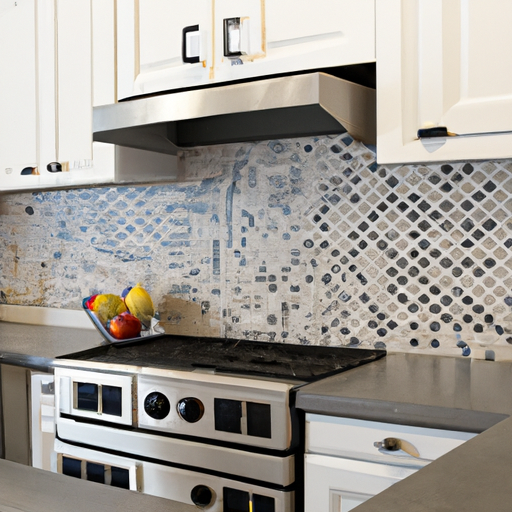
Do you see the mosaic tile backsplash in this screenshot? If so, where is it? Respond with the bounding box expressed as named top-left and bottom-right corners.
top-left (2, 134), bottom-right (512, 360)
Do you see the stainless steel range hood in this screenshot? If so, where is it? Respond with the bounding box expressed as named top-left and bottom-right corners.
top-left (93, 72), bottom-right (376, 155)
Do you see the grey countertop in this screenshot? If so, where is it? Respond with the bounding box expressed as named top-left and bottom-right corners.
top-left (0, 321), bottom-right (104, 371)
top-left (296, 352), bottom-right (512, 511)
top-left (0, 458), bottom-right (196, 512)
top-left (296, 352), bottom-right (512, 432)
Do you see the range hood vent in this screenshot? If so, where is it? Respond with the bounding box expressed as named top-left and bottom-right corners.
top-left (93, 72), bottom-right (376, 155)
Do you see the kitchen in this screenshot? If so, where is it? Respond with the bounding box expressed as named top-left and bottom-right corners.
top-left (1, 0), bottom-right (512, 511)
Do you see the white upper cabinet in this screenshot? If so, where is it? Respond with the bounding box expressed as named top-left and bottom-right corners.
top-left (117, 0), bottom-right (375, 100)
top-left (117, 0), bottom-right (213, 100)
top-left (212, 0), bottom-right (375, 85)
top-left (0, 0), bottom-right (178, 192)
top-left (0, 0), bottom-right (116, 191)
top-left (0, 1), bottom-right (43, 182)
top-left (377, 0), bottom-right (512, 164)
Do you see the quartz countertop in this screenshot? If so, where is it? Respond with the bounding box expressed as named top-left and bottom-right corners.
top-left (0, 321), bottom-right (104, 371)
top-left (0, 458), bottom-right (196, 512)
top-left (296, 352), bottom-right (512, 511)
top-left (296, 352), bottom-right (512, 432)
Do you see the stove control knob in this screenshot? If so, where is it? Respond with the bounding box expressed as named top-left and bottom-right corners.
top-left (191, 485), bottom-right (214, 507)
top-left (144, 392), bottom-right (171, 420)
top-left (177, 397), bottom-right (204, 423)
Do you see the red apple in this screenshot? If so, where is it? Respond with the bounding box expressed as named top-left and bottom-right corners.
top-left (108, 311), bottom-right (142, 340)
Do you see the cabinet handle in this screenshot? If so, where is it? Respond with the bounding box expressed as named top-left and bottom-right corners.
top-left (182, 25), bottom-right (200, 64)
top-left (374, 437), bottom-right (420, 458)
top-left (417, 126), bottom-right (455, 139)
top-left (21, 166), bottom-right (39, 175)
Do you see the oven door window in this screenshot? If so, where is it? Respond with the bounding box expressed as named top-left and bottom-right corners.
top-left (61, 455), bottom-right (132, 490)
top-left (102, 385), bottom-right (123, 416)
top-left (76, 383), bottom-right (99, 412)
top-left (214, 399), bottom-right (271, 439)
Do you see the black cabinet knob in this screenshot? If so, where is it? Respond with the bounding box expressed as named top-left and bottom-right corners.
top-left (191, 485), bottom-right (213, 508)
top-left (144, 392), bottom-right (171, 420)
top-left (177, 397), bottom-right (204, 423)
top-left (47, 162), bottom-right (62, 173)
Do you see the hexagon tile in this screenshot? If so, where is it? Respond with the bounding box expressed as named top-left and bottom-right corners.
top-left (2, 134), bottom-right (512, 360)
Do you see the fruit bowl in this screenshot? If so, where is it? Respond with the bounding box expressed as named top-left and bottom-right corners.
top-left (82, 296), bottom-right (165, 345)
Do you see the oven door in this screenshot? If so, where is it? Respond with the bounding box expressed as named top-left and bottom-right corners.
top-left (55, 368), bottom-right (134, 426)
top-left (55, 439), bottom-right (141, 491)
top-left (55, 439), bottom-right (295, 512)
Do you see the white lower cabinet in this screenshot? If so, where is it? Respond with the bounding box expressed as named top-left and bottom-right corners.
top-left (305, 454), bottom-right (416, 512)
top-left (304, 414), bottom-right (476, 512)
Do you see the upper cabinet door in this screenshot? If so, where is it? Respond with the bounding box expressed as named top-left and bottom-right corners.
top-left (117, 0), bottom-right (213, 100)
top-left (0, 0), bottom-right (117, 191)
top-left (214, 0), bottom-right (375, 83)
top-left (0, 0), bottom-right (47, 178)
top-left (117, 0), bottom-right (375, 100)
top-left (377, 0), bottom-right (512, 164)
top-left (56, 0), bottom-right (93, 167)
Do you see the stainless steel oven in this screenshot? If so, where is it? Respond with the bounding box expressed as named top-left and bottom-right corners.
top-left (53, 336), bottom-right (385, 512)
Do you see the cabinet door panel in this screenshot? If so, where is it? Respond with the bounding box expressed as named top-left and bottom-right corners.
top-left (414, 0), bottom-right (512, 135)
top-left (118, 0), bottom-right (212, 100)
top-left (0, 0), bottom-right (38, 173)
top-left (442, 1), bottom-right (512, 133)
top-left (265, 0), bottom-right (374, 64)
top-left (92, 0), bottom-right (115, 107)
top-left (377, 0), bottom-right (512, 163)
top-left (57, 0), bottom-right (93, 167)
top-left (37, 0), bottom-right (57, 170)
top-left (305, 454), bottom-right (416, 512)
top-left (214, 0), bottom-right (375, 83)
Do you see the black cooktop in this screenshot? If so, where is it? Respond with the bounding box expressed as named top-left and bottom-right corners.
top-left (60, 335), bottom-right (386, 382)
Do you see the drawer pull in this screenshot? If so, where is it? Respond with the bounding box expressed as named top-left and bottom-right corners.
top-left (374, 437), bottom-right (420, 458)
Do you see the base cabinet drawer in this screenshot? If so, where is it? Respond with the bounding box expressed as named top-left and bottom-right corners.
top-left (306, 414), bottom-right (475, 466)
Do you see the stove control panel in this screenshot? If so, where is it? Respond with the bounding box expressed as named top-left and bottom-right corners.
top-left (137, 373), bottom-right (296, 451)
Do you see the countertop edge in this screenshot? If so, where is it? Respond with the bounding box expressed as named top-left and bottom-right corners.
top-left (0, 352), bottom-right (57, 373)
top-left (296, 393), bottom-right (509, 433)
